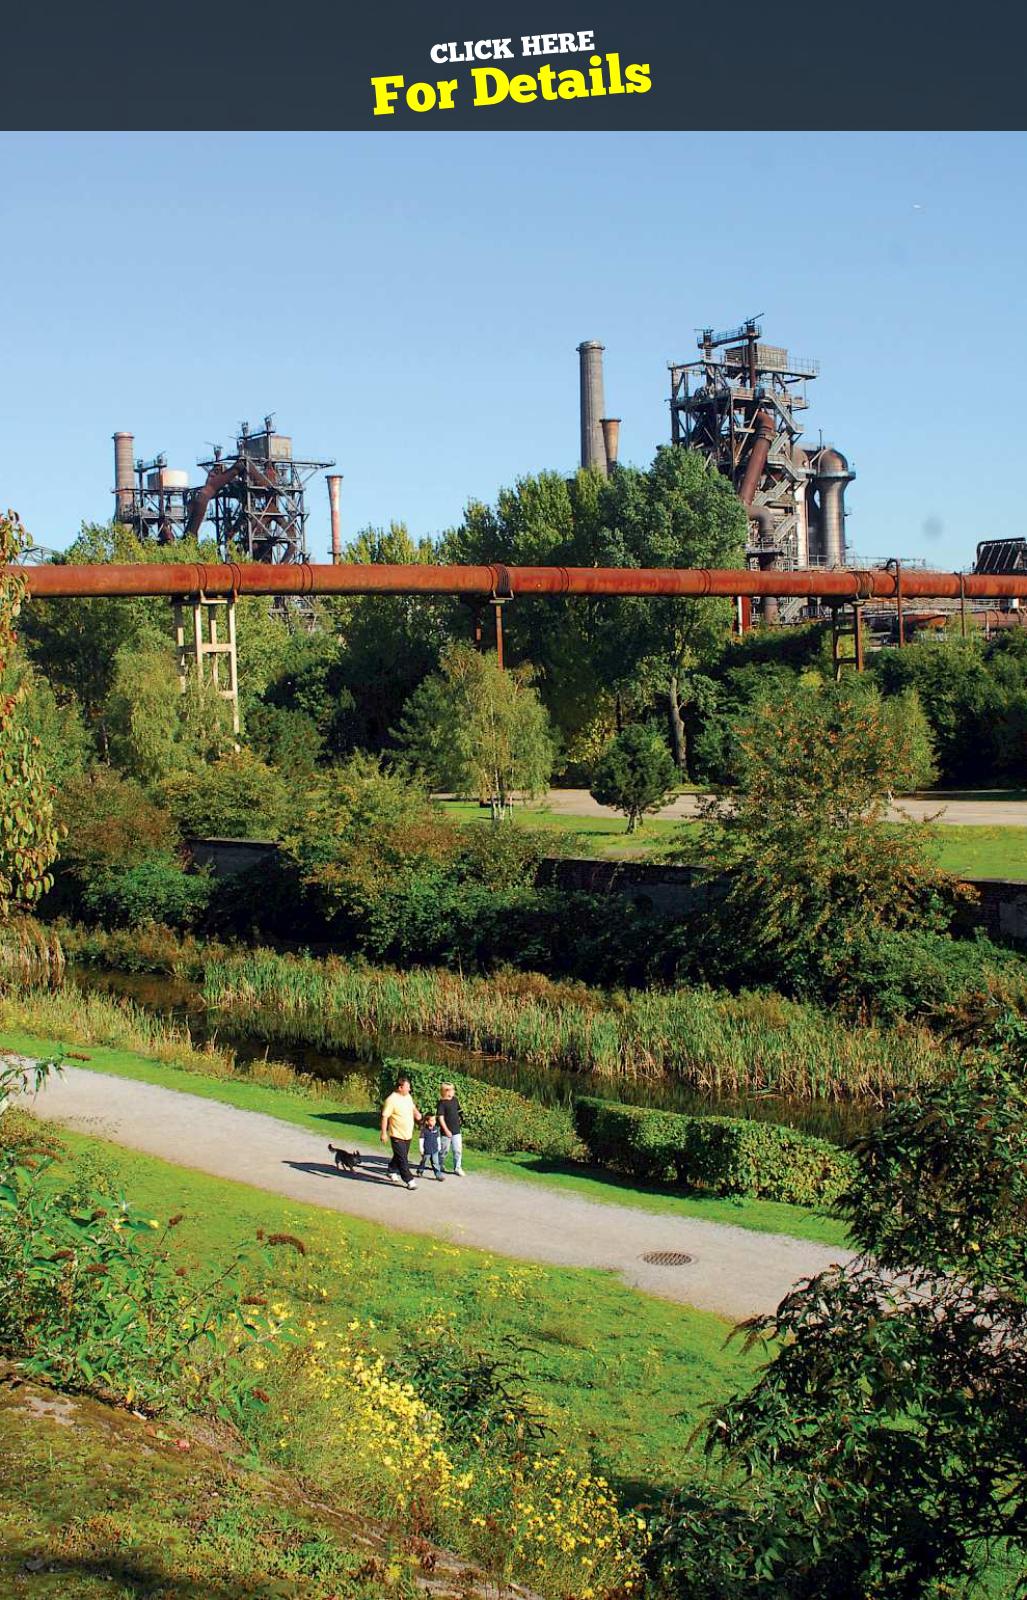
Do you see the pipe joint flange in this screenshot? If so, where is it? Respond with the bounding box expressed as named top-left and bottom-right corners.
top-left (489, 563), bottom-right (513, 601)
top-left (852, 570), bottom-right (876, 602)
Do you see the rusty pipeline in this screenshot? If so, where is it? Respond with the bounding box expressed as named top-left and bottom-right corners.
top-left (13, 562), bottom-right (1027, 602)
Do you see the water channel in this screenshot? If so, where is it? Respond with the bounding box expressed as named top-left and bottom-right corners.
top-left (68, 964), bottom-right (877, 1146)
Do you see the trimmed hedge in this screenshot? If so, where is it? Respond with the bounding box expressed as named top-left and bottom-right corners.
top-left (378, 1059), bottom-right (583, 1161)
top-left (574, 1096), bottom-right (855, 1206)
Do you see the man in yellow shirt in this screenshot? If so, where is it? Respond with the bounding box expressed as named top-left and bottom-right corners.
top-left (380, 1073), bottom-right (422, 1190)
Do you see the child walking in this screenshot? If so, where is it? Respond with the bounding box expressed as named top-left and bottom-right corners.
top-left (417, 1113), bottom-right (445, 1181)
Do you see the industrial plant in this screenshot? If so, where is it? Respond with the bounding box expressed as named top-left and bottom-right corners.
top-left (113, 418), bottom-right (339, 564)
top-left (578, 317), bottom-right (855, 580)
top-left (100, 318), bottom-right (1022, 661)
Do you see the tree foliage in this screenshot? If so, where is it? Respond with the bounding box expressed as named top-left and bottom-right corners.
top-left (397, 643), bottom-right (555, 818)
top-left (696, 680), bottom-right (960, 986)
top-left (159, 750), bottom-right (294, 841)
top-left (60, 767), bottom-right (180, 877)
top-left (0, 511), bottom-right (62, 919)
top-left (106, 642), bottom-right (235, 788)
top-left (650, 1049), bottom-right (1027, 1600)
top-left (590, 724), bottom-right (678, 831)
top-left (284, 753), bottom-right (459, 927)
top-left (446, 450), bottom-right (747, 770)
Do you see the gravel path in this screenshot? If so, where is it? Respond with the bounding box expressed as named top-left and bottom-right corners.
top-left (538, 788), bottom-right (1027, 828)
top-left (23, 1065), bottom-right (854, 1322)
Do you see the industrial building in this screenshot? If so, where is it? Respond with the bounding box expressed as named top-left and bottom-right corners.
top-left (576, 318), bottom-right (857, 607)
top-left (669, 319), bottom-right (855, 575)
top-left (112, 419), bottom-right (338, 563)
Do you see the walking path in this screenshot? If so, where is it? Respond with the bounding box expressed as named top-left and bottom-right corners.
top-left (24, 1065), bottom-right (854, 1322)
top-left (539, 788), bottom-right (1027, 828)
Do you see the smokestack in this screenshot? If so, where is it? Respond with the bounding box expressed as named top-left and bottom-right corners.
top-left (326, 474), bottom-right (343, 563)
top-left (113, 432), bottom-right (135, 521)
top-left (814, 448), bottom-right (855, 567)
top-left (600, 418), bottom-right (621, 472)
top-left (577, 340), bottom-right (607, 474)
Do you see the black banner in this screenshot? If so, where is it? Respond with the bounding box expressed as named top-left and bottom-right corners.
top-left (3, 0), bottom-right (1024, 131)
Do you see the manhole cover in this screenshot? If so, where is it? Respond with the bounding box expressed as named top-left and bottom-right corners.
top-left (641, 1250), bottom-right (694, 1267)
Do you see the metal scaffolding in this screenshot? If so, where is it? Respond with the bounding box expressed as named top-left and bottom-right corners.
top-left (197, 418), bottom-right (333, 564)
top-left (669, 318), bottom-right (854, 593)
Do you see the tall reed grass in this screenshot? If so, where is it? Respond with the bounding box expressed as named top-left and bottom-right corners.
top-left (0, 986), bottom-right (351, 1103)
top-left (0, 917), bottom-right (65, 993)
top-left (202, 949), bottom-right (951, 1103)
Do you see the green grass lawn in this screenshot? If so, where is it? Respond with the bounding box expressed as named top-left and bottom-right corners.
top-left (440, 798), bottom-right (684, 857)
top-left (36, 1121), bottom-right (761, 1504)
top-left (928, 824), bottom-right (1027, 881)
top-left (2, 1027), bottom-right (850, 1249)
top-left (443, 798), bottom-right (1027, 881)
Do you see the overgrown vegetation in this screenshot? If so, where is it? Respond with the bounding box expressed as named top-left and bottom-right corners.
top-left (201, 944), bottom-right (952, 1100)
top-left (647, 1030), bottom-right (1027, 1599)
top-left (3, 1115), bottom-right (763, 1597)
top-left (0, 511), bottom-right (61, 920)
top-left (684, 679), bottom-right (969, 1001)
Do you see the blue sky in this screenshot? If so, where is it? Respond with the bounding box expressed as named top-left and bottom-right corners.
top-left (1, 131), bottom-right (1024, 569)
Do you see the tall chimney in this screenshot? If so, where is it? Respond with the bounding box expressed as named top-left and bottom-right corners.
top-left (113, 432), bottom-right (135, 521)
top-left (326, 474), bottom-right (343, 563)
top-left (577, 340), bottom-right (607, 474)
top-left (600, 418), bottom-right (621, 472)
top-left (814, 448), bottom-right (855, 567)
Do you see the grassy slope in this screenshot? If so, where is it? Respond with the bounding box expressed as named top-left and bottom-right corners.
top-left (40, 1123), bottom-right (760, 1502)
top-left (1, 1027), bottom-right (850, 1249)
top-left (443, 799), bottom-right (1027, 880)
top-left (0, 1380), bottom-right (393, 1600)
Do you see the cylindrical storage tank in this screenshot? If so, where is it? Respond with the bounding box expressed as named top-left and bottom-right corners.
top-left (113, 432), bottom-right (135, 519)
top-left (326, 474), bottom-right (343, 563)
top-left (146, 468), bottom-right (190, 491)
top-left (792, 446), bottom-right (811, 568)
top-left (600, 417), bottom-right (621, 471)
top-left (577, 340), bottom-right (607, 474)
top-left (814, 447), bottom-right (855, 567)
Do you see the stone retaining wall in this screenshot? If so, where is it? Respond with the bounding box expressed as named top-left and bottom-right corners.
top-left (185, 837), bottom-right (1027, 946)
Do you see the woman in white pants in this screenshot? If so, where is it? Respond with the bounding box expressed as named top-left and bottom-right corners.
top-left (437, 1082), bottom-right (465, 1176)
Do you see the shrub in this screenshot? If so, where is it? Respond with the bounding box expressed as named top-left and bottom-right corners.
top-left (590, 724), bottom-right (678, 831)
top-left (0, 1146), bottom-right (279, 1415)
top-left (80, 852), bottom-right (212, 930)
top-left (377, 1060), bottom-right (582, 1160)
top-left (574, 1096), bottom-right (855, 1205)
top-left (159, 750), bottom-right (293, 840)
top-left (285, 754), bottom-right (460, 931)
top-left (823, 926), bottom-right (1027, 1025)
top-left (59, 767), bottom-right (179, 875)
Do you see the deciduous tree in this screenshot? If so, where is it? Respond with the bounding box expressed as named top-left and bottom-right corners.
top-left (0, 511), bottom-right (62, 919)
top-left (397, 643), bottom-right (555, 819)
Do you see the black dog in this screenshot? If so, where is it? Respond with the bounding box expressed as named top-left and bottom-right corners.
top-left (328, 1144), bottom-right (363, 1174)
